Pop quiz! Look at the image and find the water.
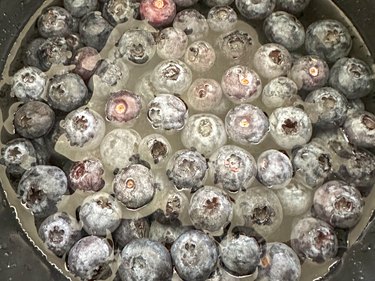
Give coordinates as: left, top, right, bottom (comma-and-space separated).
0, 0, 374, 281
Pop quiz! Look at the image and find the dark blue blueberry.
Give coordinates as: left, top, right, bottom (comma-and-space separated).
79, 11, 113, 51
291, 217, 338, 263
37, 6, 73, 38
23, 38, 46, 69
220, 231, 261, 276
103, 0, 139, 26
68, 158, 105, 192
166, 149, 208, 191
343, 111, 375, 149
305, 87, 348, 128
225, 104, 269, 145
37, 36, 73, 71
117, 29, 156, 65
64, 0, 98, 18
235, 0, 276, 20
277, 0, 311, 14
67, 236, 114, 280
17, 165, 67, 216
171, 230, 219, 281
209, 145, 257, 192
13, 101, 55, 139
189, 186, 233, 232
257, 149, 293, 188
292, 141, 333, 188
264, 11, 305, 51
258, 242, 301, 281
329, 57, 374, 99
119, 239, 173, 281
38, 212, 82, 257
139, 0, 176, 28
113, 218, 150, 248
313, 180, 364, 229
289, 55, 329, 91
262, 76, 298, 109
47, 73, 88, 112
0, 138, 37, 177
11, 66, 47, 102
305, 19, 352, 63
79, 192, 122, 236
113, 164, 155, 209
173, 9, 209, 41
72, 46, 101, 82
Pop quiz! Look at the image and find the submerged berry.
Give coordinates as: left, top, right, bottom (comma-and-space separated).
184, 41, 216, 72
225, 104, 269, 145
207, 5, 237, 33
156, 27, 188, 60
102, 0, 139, 26
68, 158, 105, 192
343, 111, 375, 149
113, 218, 150, 248
187, 78, 222, 111
90, 59, 129, 90
216, 29, 253, 63
105, 90, 142, 126
140, 0, 176, 27
139, 134, 172, 166
173, 9, 209, 41
262, 76, 298, 109
149, 219, 192, 248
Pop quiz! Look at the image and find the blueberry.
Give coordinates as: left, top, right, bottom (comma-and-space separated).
173, 0, 198, 8
184, 40, 216, 72
140, 0, 176, 28
117, 29, 156, 65
119, 239, 173, 281
225, 104, 269, 145
23, 38, 46, 69
277, 0, 310, 14
68, 158, 105, 192
138, 134, 172, 166
258, 242, 301, 281
38, 212, 81, 257
134, 72, 158, 107
305, 19, 352, 63
204, 0, 234, 7
153, 192, 190, 224
65, 33, 84, 52
207, 5, 237, 33
37, 6, 73, 38
291, 217, 338, 263
113, 218, 150, 248
313, 180, 364, 229
62, 107, 106, 149
0, 138, 37, 177
149, 219, 192, 248
216, 30, 253, 63
64, 0, 98, 18
11, 66, 47, 102
347, 98, 365, 116
79, 192, 122, 235
166, 149, 208, 190
173, 9, 209, 41
289, 55, 329, 91
181, 114, 227, 157
151, 59, 192, 94
305, 87, 348, 128
257, 149, 293, 189
171, 230, 219, 281
343, 111, 375, 148
100, 129, 141, 170
156, 27, 188, 60
89, 58, 129, 90
275, 180, 312, 216
209, 145, 257, 192
189, 186, 233, 232
13, 101, 55, 139
47, 73, 88, 112
103, 0, 139, 26
235, 0, 276, 20
79, 11, 113, 51
238, 186, 283, 238
113, 164, 155, 209
37, 37, 73, 71
221, 65, 262, 103
17, 165, 67, 216
253, 43, 292, 79
187, 78, 222, 111
264, 11, 305, 51
67, 236, 114, 280
262, 76, 298, 109
105, 90, 142, 126
329, 57, 375, 99
72, 46, 101, 82
269, 106, 312, 149
147, 94, 188, 131
292, 141, 332, 188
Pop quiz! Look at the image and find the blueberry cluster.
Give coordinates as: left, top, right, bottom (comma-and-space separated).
1, 0, 374, 280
